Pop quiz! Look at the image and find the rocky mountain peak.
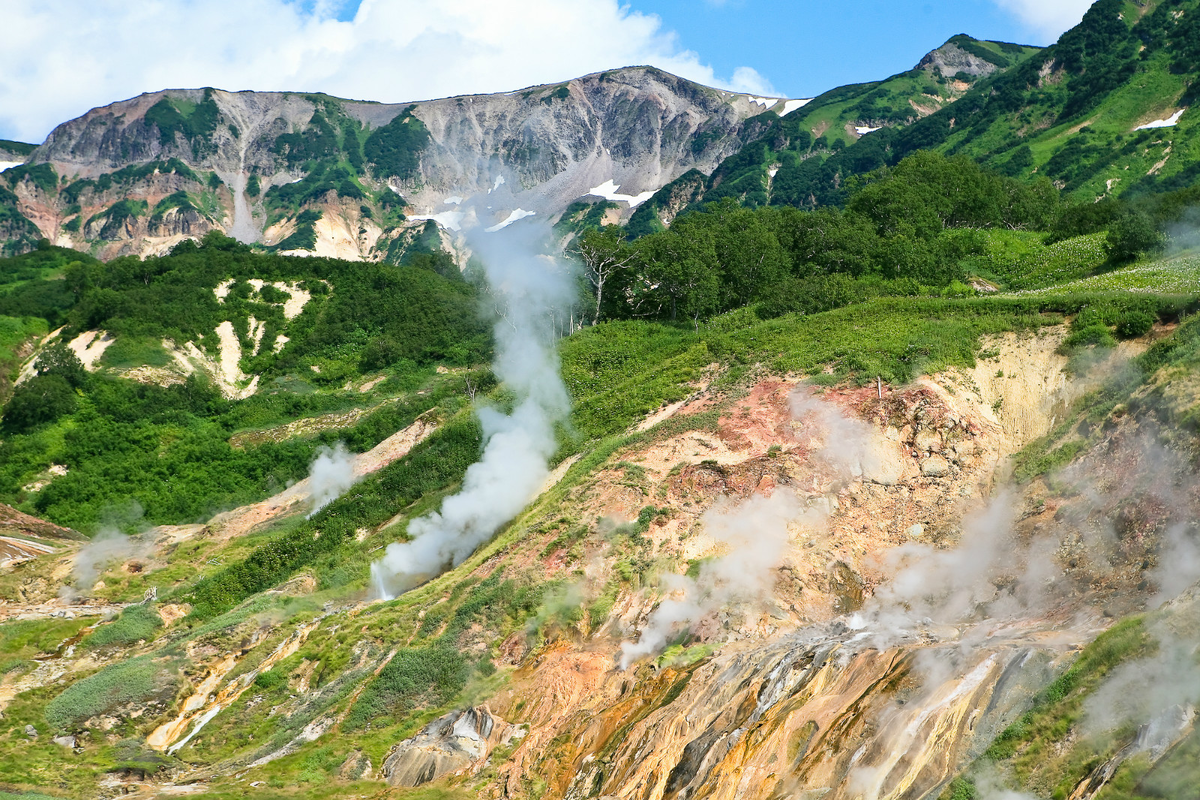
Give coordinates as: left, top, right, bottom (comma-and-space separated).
917, 34, 1006, 78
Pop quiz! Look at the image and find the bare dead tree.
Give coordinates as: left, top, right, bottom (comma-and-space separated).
578, 228, 637, 325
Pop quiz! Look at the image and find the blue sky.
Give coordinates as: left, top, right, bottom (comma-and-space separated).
1, 0, 1093, 142
631, 0, 1047, 98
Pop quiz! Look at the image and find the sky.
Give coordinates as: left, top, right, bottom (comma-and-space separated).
0, 0, 1096, 144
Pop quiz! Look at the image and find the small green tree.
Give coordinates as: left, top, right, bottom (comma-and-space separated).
35, 341, 87, 388
1106, 210, 1163, 263
1, 374, 77, 434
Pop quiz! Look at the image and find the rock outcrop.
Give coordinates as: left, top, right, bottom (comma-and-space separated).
917, 37, 1003, 79
381, 706, 521, 787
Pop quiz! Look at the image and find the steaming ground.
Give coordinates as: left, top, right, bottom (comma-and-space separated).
306, 443, 357, 518
370, 220, 576, 599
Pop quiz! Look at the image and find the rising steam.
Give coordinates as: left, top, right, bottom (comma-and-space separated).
62, 500, 150, 600
370, 223, 575, 599
619, 489, 821, 669
620, 387, 873, 669
306, 442, 357, 517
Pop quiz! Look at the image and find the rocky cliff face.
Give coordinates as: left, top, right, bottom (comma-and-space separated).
4, 68, 784, 260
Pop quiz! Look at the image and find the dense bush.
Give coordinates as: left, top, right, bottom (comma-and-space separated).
44, 656, 176, 730
1, 374, 77, 435
1106, 210, 1164, 263
364, 106, 430, 180
83, 603, 163, 649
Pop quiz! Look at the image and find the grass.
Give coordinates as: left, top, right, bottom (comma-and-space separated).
81, 603, 163, 649
43, 655, 178, 731
1016, 249, 1200, 295
972, 231, 1110, 290
971, 617, 1151, 796
0, 617, 91, 675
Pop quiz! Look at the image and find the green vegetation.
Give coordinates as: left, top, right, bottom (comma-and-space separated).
82, 603, 163, 649
144, 89, 222, 157
4, 163, 57, 195
44, 655, 177, 731
0, 139, 37, 157
271, 208, 322, 252
727, 0, 1200, 210
0, 232, 489, 532
363, 106, 429, 180
60, 159, 200, 207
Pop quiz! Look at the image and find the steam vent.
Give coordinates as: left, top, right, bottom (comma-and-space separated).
4, 1, 1200, 798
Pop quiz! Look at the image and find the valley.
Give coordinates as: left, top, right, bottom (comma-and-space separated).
3, 2, 1200, 798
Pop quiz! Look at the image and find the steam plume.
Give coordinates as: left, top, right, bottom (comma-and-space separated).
64, 528, 142, 600
370, 223, 575, 599
619, 387, 867, 668
619, 489, 812, 669
788, 387, 882, 481
62, 500, 150, 600
306, 442, 356, 517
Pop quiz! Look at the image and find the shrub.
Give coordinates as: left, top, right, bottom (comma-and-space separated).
254, 669, 285, 689
1115, 310, 1155, 339
44, 656, 175, 730
1106, 210, 1164, 263
35, 341, 87, 387
1064, 323, 1116, 350
83, 604, 163, 649
1, 374, 76, 434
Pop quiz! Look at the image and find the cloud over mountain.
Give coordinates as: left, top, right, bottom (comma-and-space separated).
992, 0, 1096, 38
0, 0, 774, 142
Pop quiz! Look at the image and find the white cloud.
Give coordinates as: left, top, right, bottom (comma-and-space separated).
991, 0, 1096, 40
0, 0, 776, 143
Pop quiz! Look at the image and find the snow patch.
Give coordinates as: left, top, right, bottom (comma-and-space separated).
855, 125, 883, 135
587, 179, 655, 207
444, 196, 463, 205
779, 99, 812, 117
409, 210, 466, 231
0, 161, 23, 173
1135, 109, 1186, 130
489, 175, 506, 194
485, 209, 536, 232
745, 96, 780, 108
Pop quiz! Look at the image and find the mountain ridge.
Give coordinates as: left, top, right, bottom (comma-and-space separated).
0, 34, 1040, 262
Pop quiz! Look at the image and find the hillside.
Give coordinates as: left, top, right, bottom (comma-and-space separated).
3, 7, 1200, 800
0, 33, 1045, 265
623, 35, 1042, 234
1, 194, 1200, 800
0, 68, 786, 262
740, 0, 1200, 208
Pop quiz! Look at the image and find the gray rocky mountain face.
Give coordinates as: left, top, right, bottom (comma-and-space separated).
917, 40, 1002, 79
8, 67, 782, 261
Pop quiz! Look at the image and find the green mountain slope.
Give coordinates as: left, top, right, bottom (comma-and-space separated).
751, 0, 1200, 209
626, 35, 1041, 233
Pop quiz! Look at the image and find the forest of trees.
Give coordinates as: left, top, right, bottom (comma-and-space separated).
573, 151, 1174, 326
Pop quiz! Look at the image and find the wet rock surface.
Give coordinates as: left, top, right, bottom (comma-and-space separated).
381, 706, 521, 787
